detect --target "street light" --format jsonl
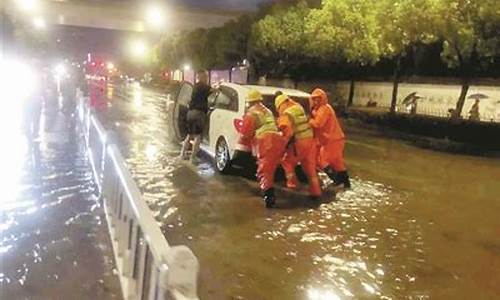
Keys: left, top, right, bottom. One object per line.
{"left": 107, "top": 62, "right": 115, "bottom": 70}
{"left": 33, "top": 17, "right": 46, "bottom": 29}
{"left": 183, "top": 64, "right": 191, "bottom": 71}
{"left": 129, "top": 40, "right": 147, "bottom": 58}
{"left": 146, "top": 4, "right": 166, "bottom": 28}
{"left": 18, "top": 0, "right": 38, "bottom": 12}
{"left": 145, "top": 3, "right": 169, "bottom": 29}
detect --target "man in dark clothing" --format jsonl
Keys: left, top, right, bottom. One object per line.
{"left": 180, "top": 70, "right": 211, "bottom": 163}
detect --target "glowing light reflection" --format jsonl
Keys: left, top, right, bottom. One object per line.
{"left": 145, "top": 144, "right": 158, "bottom": 161}
{"left": 307, "top": 288, "right": 341, "bottom": 300}
{"left": 133, "top": 85, "right": 142, "bottom": 108}
{"left": 0, "top": 58, "right": 35, "bottom": 205}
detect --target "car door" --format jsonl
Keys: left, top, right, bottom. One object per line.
{"left": 208, "top": 86, "right": 240, "bottom": 155}
{"left": 203, "top": 91, "right": 219, "bottom": 144}
{"left": 172, "top": 82, "right": 193, "bottom": 141}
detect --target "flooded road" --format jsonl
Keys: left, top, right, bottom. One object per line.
{"left": 0, "top": 102, "right": 121, "bottom": 298}
{"left": 102, "top": 82, "right": 500, "bottom": 300}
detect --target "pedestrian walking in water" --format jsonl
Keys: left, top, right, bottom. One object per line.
{"left": 238, "top": 90, "right": 286, "bottom": 208}
{"left": 275, "top": 94, "right": 321, "bottom": 200}
{"left": 309, "top": 88, "right": 351, "bottom": 190}
{"left": 180, "top": 70, "right": 211, "bottom": 163}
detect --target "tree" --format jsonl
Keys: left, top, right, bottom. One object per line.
{"left": 377, "top": 0, "right": 440, "bottom": 112}
{"left": 250, "top": 1, "right": 312, "bottom": 78}
{"left": 305, "top": 0, "right": 385, "bottom": 65}
{"left": 304, "top": 0, "right": 386, "bottom": 107}
{"left": 434, "top": 0, "right": 500, "bottom": 118}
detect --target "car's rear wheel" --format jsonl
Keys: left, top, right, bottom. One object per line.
{"left": 215, "top": 137, "right": 231, "bottom": 174}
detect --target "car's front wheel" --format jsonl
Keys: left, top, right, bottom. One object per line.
{"left": 215, "top": 137, "right": 232, "bottom": 174}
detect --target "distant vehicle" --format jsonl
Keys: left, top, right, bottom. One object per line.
{"left": 172, "top": 82, "right": 311, "bottom": 173}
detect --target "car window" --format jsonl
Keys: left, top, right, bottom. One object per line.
{"left": 214, "top": 87, "right": 238, "bottom": 112}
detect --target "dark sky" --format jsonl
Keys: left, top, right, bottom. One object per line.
{"left": 172, "top": 0, "right": 272, "bottom": 11}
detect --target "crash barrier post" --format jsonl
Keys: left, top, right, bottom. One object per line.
{"left": 77, "top": 95, "right": 200, "bottom": 300}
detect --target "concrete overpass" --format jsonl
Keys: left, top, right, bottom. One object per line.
{"left": 4, "top": 0, "right": 241, "bottom": 32}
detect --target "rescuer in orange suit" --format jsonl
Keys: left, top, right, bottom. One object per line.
{"left": 309, "top": 88, "right": 351, "bottom": 189}
{"left": 275, "top": 94, "right": 321, "bottom": 199}
{"left": 238, "top": 90, "right": 286, "bottom": 208}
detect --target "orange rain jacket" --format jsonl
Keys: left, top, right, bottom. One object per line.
{"left": 239, "top": 103, "right": 285, "bottom": 191}
{"left": 278, "top": 99, "right": 321, "bottom": 197}
{"left": 309, "top": 88, "right": 347, "bottom": 171}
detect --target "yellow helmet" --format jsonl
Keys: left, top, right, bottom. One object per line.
{"left": 247, "top": 89, "right": 263, "bottom": 103}
{"left": 275, "top": 94, "right": 289, "bottom": 110}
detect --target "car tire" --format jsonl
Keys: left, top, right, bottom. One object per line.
{"left": 215, "top": 137, "right": 232, "bottom": 174}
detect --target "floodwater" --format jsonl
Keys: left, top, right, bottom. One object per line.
{"left": 0, "top": 100, "right": 121, "bottom": 298}
{"left": 102, "top": 82, "right": 500, "bottom": 300}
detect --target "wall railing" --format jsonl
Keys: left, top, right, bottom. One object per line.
{"left": 77, "top": 92, "right": 199, "bottom": 300}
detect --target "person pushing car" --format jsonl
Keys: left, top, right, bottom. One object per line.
{"left": 309, "top": 88, "right": 351, "bottom": 189}
{"left": 275, "top": 94, "right": 321, "bottom": 200}
{"left": 238, "top": 90, "right": 286, "bottom": 208}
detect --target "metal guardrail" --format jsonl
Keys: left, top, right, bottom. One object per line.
{"left": 76, "top": 92, "right": 199, "bottom": 300}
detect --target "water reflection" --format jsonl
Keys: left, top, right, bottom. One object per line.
{"left": 103, "top": 83, "right": 500, "bottom": 300}
{"left": 133, "top": 84, "right": 142, "bottom": 108}
{"left": 106, "top": 83, "right": 114, "bottom": 100}
{"left": 307, "top": 288, "right": 341, "bottom": 300}
{"left": 0, "top": 104, "right": 121, "bottom": 298}
{"left": 145, "top": 144, "right": 158, "bottom": 161}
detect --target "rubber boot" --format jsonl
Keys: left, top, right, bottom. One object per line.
{"left": 263, "top": 188, "right": 276, "bottom": 208}
{"left": 323, "top": 166, "right": 338, "bottom": 184}
{"left": 335, "top": 171, "right": 351, "bottom": 190}
{"left": 342, "top": 171, "right": 351, "bottom": 189}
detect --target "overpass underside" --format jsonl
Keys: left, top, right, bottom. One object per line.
{"left": 4, "top": 0, "right": 240, "bottom": 32}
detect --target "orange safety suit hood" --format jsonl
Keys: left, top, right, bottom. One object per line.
{"left": 310, "top": 88, "right": 328, "bottom": 109}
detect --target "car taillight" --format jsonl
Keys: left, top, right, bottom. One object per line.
{"left": 233, "top": 118, "right": 244, "bottom": 133}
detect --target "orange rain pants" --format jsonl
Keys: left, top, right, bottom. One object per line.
{"left": 281, "top": 137, "right": 321, "bottom": 197}
{"left": 319, "top": 139, "right": 346, "bottom": 172}
{"left": 256, "top": 133, "right": 286, "bottom": 191}
{"left": 239, "top": 104, "right": 286, "bottom": 192}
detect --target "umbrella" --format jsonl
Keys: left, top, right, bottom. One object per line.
{"left": 467, "top": 93, "right": 489, "bottom": 100}
{"left": 401, "top": 92, "right": 423, "bottom": 105}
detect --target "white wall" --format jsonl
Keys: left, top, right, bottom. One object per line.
{"left": 397, "top": 83, "right": 462, "bottom": 117}
{"left": 333, "top": 81, "right": 500, "bottom": 122}
{"left": 352, "top": 82, "right": 393, "bottom": 108}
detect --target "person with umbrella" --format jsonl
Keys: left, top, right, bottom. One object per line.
{"left": 467, "top": 93, "right": 489, "bottom": 122}
{"left": 469, "top": 99, "right": 480, "bottom": 121}
{"left": 401, "top": 92, "right": 423, "bottom": 115}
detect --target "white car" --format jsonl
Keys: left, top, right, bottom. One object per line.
{"left": 172, "top": 82, "right": 311, "bottom": 173}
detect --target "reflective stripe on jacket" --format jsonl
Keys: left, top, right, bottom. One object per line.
{"left": 249, "top": 105, "right": 279, "bottom": 138}
{"left": 284, "top": 104, "right": 313, "bottom": 140}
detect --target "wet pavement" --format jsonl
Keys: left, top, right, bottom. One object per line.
{"left": 102, "top": 82, "right": 500, "bottom": 300}
{"left": 0, "top": 102, "right": 121, "bottom": 299}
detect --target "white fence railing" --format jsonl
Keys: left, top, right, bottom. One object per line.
{"left": 77, "top": 92, "right": 199, "bottom": 300}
